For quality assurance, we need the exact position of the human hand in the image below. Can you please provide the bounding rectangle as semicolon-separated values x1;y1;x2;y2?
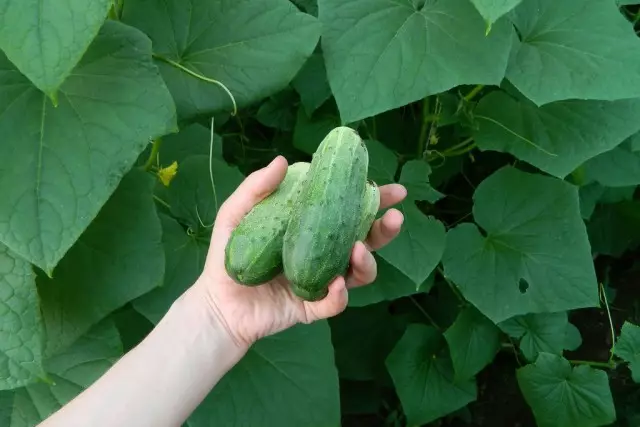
192;156;406;349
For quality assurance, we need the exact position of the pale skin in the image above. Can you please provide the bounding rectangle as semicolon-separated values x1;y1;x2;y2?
39;155;407;427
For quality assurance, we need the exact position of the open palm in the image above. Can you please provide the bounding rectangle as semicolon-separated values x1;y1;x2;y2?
194;156;406;347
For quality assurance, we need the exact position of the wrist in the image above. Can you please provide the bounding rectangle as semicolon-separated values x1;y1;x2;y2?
176;281;250;359
41;278;250;427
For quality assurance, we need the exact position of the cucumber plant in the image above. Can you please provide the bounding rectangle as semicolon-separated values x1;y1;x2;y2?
1;0;640;426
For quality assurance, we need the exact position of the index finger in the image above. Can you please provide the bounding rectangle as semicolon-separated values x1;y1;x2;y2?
379;184;407;210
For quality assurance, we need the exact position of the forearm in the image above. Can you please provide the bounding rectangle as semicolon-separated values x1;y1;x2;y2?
40;282;247;427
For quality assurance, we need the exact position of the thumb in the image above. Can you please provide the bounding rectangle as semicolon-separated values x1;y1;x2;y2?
215;155;288;233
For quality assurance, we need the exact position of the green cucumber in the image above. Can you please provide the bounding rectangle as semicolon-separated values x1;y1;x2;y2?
225;162;310;285
283;127;369;301
356;180;380;242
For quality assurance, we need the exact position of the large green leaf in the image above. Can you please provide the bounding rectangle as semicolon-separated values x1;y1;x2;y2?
444;307;501;381
6;320;122;427
159;124;222;165
188;322;340;427
385;324;476;426
319;0;514;122
366;140;397;185
499;312;573;361
167;155;245;230
0;391;11;425
470;0;522;27
583;141;640;187
631;132;640;152
0;0;111;97
579;183;636;220
377;158;445;286
0;20;176;273
378;203;445;286
614;321;640;383
363;140;444;286
134;214;208;324
400;160;444;203
256;90;297;131
517;353;616;427
0;245;44;390
122;0;320;120
507;0;640;106
588;202;640;257
349;257;434;307
442;166;598;324
293;106;341;155
474;92;640;178
579;184;607;220
37;171;164;357
292;53;332;116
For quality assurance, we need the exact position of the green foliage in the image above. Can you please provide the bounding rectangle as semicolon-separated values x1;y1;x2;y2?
319;0;513;122
442;167;597;323
470;0;522;27
614;322;640;382
0;0;112;97
444;307;501;380
506;0;640;105
37;171;164;357
386;324;477;426
499;312;579;361
473;93;640;178
121;0;320;120
189;321;340;427
583;139;640;187
0;245;44;389
1;0;640;425
517;353;616;427
0;21;176;273
1;320;123;425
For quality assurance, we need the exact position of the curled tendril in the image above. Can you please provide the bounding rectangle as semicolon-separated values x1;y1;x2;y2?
194;117;219;230
426;149;446;168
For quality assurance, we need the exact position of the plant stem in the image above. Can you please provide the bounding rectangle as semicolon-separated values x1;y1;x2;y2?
464;84;484;102
143;138;162;171
600;282;617;363
153;54;237;116
568;359;616;369
153;195;171;210
436;266;466;304
442;137;474;155
417;97;431;158
409;296;442;331
444;142;477;157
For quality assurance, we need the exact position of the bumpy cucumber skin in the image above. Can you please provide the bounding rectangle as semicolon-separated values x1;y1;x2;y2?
283;127;369;301
356;181;380;242
225;162;310;285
